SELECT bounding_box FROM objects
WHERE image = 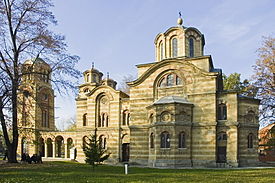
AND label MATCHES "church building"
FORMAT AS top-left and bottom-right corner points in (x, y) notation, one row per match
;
(18, 17), (260, 168)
